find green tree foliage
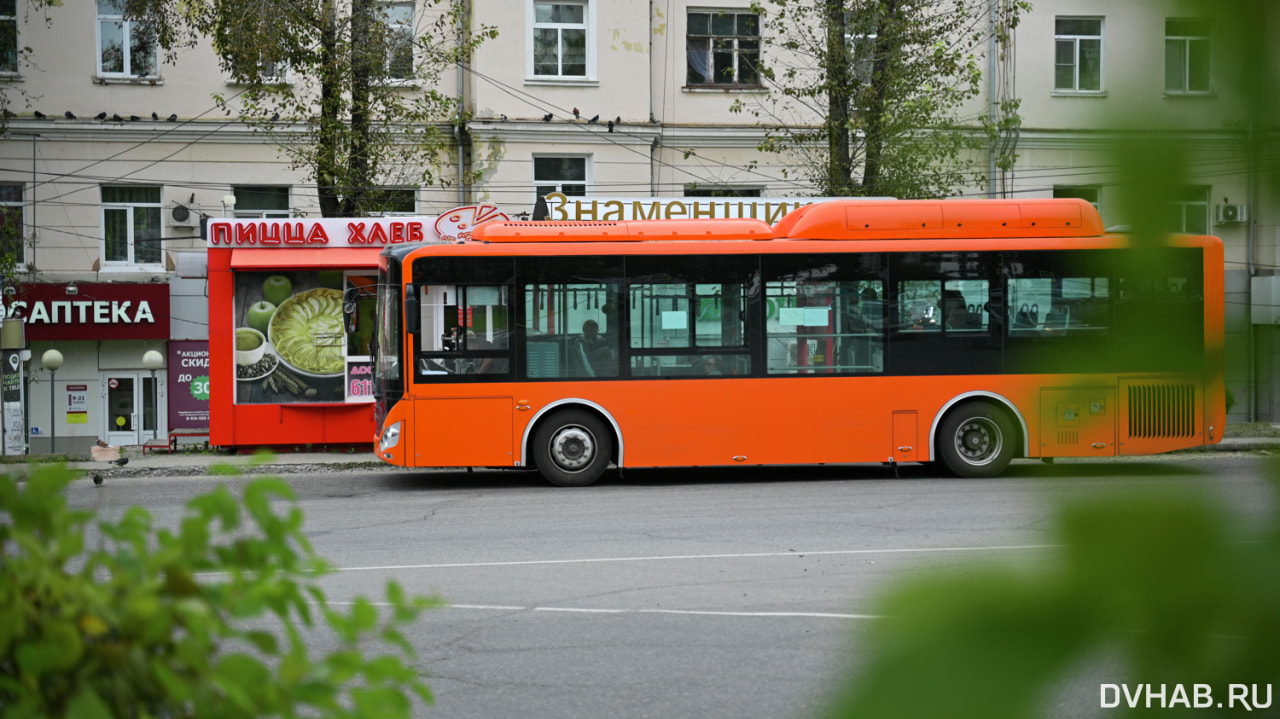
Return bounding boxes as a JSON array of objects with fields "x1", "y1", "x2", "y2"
[
  {"x1": 734, "y1": 0, "x2": 1026, "y2": 198},
  {"x1": 0, "y1": 466, "x2": 436, "y2": 718},
  {"x1": 823, "y1": 477, "x2": 1280, "y2": 718},
  {"x1": 121, "y1": 0, "x2": 495, "y2": 217}
]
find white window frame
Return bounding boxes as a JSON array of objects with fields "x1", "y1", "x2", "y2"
[
  {"x1": 1054, "y1": 16, "x2": 1104, "y2": 94},
  {"x1": 378, "y1": 1, "x2": 416, "y2": 83},
  {"x1": 95, "y1": 0, "x2": 158, "y2": 80},
  {"x1": 1171, "y1": 186, "x2": 1209, "y2": 235},
  {"x1": 0, "y1": 183, "x2": 26, "y2": 266},
  {"x1": 1, "y1": 0, "x2": 19, "y2": 76},
  {"x1": 226, "y1": 56, "x2": 290, "y2": 86},
  {"x1": 232, "y1": 186, "x2": 292, "y2": 219},
  {"x1": 100, "y1": 185, "x2": 164, "y2": 270},
  {"x1": 685, "y1": 8, "x2": 761, "y2": 88},
  {"x1": 533, "y1": 155, "x2": 590, "y2": 203},
  {"x1": 1164, "y1": 18, "x2": 1211, "y2": 95},
  {"x1": 527, "y1": 0, "x2": 596, "y2": 83}
]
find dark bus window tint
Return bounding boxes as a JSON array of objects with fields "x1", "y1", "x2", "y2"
[
  {"x1": 890, "y1": 252, "x2": 1001, "y2": 375},
  {"x1": 764, "y1": 253, "x2": 887, "y2": 375},
  {"x1": 627, "y1": 255, "x2": 757, "y2": 377},
  {"x1": 1005, "y1": 250, "x2": 1114, "y2": 374},
  {"x1": 1115, "y1": 248, "x2": 1204, "y2": 372}
]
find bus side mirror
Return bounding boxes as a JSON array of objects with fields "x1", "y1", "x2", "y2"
[
  {"x1": 405, "y1": 284, "x2": 419, "y2": 335},
  {"x1": 342, "y1": 287, "x2": 359, "y2": 334}
]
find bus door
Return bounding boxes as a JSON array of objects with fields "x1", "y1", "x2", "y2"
[{"x1": 412, "y1": 283, "x2": 515, "y2": 467}]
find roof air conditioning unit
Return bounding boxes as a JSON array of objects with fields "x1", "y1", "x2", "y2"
[
  {"x1": 1215, "y1": 203, "x2": 1248, "y2": 224},
  {"x1": 169, "y1": 203, "x2": 201, "y2": 228}
]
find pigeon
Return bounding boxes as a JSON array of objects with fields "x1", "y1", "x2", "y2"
[
  {"x1": 167, "y1": 113, "x2": 177, "y2": 122},
  {"x1": 108, "y1": 457, "x2": 128, "y2": 467},
  {"x1": 151, "y1": 111, "x2": 159, "y2": 120},
  {"x1": 607, "y1": 120, "x2": 614, "y2": 133},
  {"x1": 33, "y1": 110, "x2": 45, "y2": 119},
  {"x1": 96, "y1": 437, "x2": 109, "y2": 447},
  {"x1": 587, "y1": 114, "x2": 598, "y2": 124},
  {"x1": 111, "y1": 113, "x2": 122, "y2": 122},
  {"x1": 64, "y1": 110, "x2": 76, "y2": 119},
  {"x1": 95, "y1": 111, "x2": 107, "y2": 120},
  {"x1": 93, "y1": 474, "x2": 103, "y2": 486},
  {"x1": 130, "y1": 115, "x2": 140, "y2": 121},
  {"x1": 542, "y1": 113, "x2": 553, "y2": 122},
  {"x1": 572, "y1": 107, "x2": 579, "y2": 118},
  {"x1": 615, "y1": 116, "x2": 621, "y2": 125},
  {"x1": 500, "y1": 113, "x2": 508, "y2": 121},
  {"x1": 270, "y1": 112, "x2": 279, "y2": 121}
]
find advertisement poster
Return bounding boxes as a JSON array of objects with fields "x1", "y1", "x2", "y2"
[
  {"x1": 66, "y1": 384, "x2": 88, "y2": 424},
  {"x1": 234, "y1": 271, "x2": 372, "y2": 405},
  {"x1": 169, "y1": 341, "x2": 210, "y2": 431},
  {"x1": 1, "y1": 350, "x2": 23, "y2": 455}
]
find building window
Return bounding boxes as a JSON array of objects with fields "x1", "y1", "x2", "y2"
[
  {"x1": 365, "y1": 187, "x2": 417, "y2": 216},
  {"x1": 377, "y1": 1, "x2": 414, "y2": 80},
  {"x1": 102, "y1": 185, "x2": 162, "y2": 266},
  {"x1": 0, "y1": 183, "x2": 24, "y2": 265},
  {"x1": 1053, "y1": 185, "x2": 1101, "y2": 217},
  {"x1": 532, "y1": 1, "x2": 588, "y2": 78},
  {"x1": 228, "y1": 53, "x2": 289, "y2": 85},
  {"x1": 1170, "y1": 186, "x2": 1209, "y2": 235},
  {"x1": 534, "y1": 156, "x2": 588, "y2": 202},
  {"x1": 686, "y1": 10, "x2": 759, "y2": 86},
  {"x1": 684, "y1": 186, "x2": 762, "y2": 198},
  {"x1": 1, "y1": 0, "x2": 18, "y2": 75},
  {"x1": 233, "y1": 186, "x2": 291, "y2": 218},
  {"x1": 1054, "y1": 17, "x2": 1102, "y2": 92},
  {"x1": 96, "y1": 0, "x2": 157, "y2": 78},
  {"x1": 1165, "y1": 18, "x2": 1210, "y2": 94}
]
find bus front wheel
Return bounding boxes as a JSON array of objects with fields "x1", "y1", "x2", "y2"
[
  {"x1": 937, "y1": 403, "x2": 1015, "y2": 478},
  {"x1": 532, "y1": 410, "x2": 613, "y2": 487}
]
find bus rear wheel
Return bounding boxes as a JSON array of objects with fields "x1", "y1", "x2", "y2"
[
  {"x1": 532, "y1": 410, "x2": 613, "y2": 487},
  {"x1": 937, "y1": 403, "x2": 1015, "y2": 478}
]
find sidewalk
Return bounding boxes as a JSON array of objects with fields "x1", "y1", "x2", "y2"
[{"x1": 6, "y1": 424, "x2": 1280, "y2": 481}]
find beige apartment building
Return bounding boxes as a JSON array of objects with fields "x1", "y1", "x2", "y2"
[{"x1": 0, "y1": 0, "x2": 1273, "y2": 453}]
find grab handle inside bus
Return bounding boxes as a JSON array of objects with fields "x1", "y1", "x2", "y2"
[{"x1": 405, "y1": 284, "x2": 419, "y2": 335}]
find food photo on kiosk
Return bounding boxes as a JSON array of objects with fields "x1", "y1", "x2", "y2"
[{"x1": 206, "y1": 206, "x2": 508, "y2": 450}]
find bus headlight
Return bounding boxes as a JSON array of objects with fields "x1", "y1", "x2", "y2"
[{"x1": 379, "y1": 421, "x2": 402, "y2": 452}]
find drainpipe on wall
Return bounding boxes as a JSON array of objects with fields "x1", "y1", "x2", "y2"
[
  {"x1": 987, "y1": 1, "x2": 997, "y2": 199},
  {"x1": 1248, "y1": 121, "x2": 1257, "y2": 421}
]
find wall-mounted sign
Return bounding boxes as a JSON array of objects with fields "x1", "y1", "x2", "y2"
[
  {"x1": 169, "y1": 340, "x2": 210, "y2": 431},
  {"x1": 66, "y1": 383, "x2": 88, "y2": 424},
  {"x1": 0, "y1": 283, "x2": 170, "y2": 341},
  {"x1": 207, "y1": 207, "x2": 510, "y2": 249}
]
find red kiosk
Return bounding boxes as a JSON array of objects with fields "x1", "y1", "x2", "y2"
[{"x1": 207, "y1": 208, "x2": 504, "y2": 449}]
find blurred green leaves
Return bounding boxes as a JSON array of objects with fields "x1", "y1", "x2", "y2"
[
  {"x1": 824, "y1": 476, "x2": 1280, "y2": 718},
  {"x1": 0, "y1": 465, "x2": 436, "y2": 718}
]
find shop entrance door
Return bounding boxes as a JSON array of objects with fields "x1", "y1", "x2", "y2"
[{"x1": 103, "y1": 371, "x2": 163, "y2": 447}]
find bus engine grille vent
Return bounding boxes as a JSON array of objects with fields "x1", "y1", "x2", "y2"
[
  {"x1": 1127, "y1": 383, "x2": 1196, "y2": 439},
  {"x1": 1058, "y1": 431, "x2": 1079, "y2": 446}
]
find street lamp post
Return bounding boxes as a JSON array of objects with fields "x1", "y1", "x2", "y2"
[
  {"x1": 41, "y1": 349, "x2": 63, "y2": 455},
  {"x1": 142, "y1": 350, "x2": 164, "y2": 441}
]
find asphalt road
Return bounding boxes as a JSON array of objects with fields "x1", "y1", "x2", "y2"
[{"x1": 64, "y1": 453, "x2": 1279, "y2": 719}]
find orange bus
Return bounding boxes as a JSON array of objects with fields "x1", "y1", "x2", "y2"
[{"x1": 369, "y1": 199, "x2": 1224, "y2": 486}]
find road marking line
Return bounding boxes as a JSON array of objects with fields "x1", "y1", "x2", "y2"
[
  {"x1": 326, "y1": 601, "x2": 880, "y2": 620},
  {"x1": 331, "y1": 543, "x2": 1059, "y2": 573}
]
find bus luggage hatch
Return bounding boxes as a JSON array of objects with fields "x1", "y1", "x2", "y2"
[
  {"x1": 414, "y1": 397, "x2": 513, "y2": 467},
  {"x1": 1039, "y1": 387, "x2": 1116, "y2": 458}
]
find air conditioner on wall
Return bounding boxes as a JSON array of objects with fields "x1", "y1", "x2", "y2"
[
  {"x1": 169, "y1": 203, "x2": 201, "y2": 228},
  {"x1": 1215, "y1": 203, "x2": 1249, "y2": 224}
]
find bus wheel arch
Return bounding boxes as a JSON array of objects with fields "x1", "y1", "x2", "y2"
[
  {"x1": 932, "y1": 396, "x2": 1023, "y2": 478},
  {"x1": 526, "y1": 403, "x2": 620, "y2": 487}
]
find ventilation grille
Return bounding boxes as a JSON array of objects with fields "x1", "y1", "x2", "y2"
[
  {"x1": 1058, "y1": 431, "x2": 1079, "y2": 446},
  {"x1": 1127, "y1": 384, "x2": 1196, "y2": 439}
]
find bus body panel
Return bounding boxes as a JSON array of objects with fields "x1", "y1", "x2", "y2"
[{"x1": 373, "y1": 200, "x2": 1225, "y2": 479}]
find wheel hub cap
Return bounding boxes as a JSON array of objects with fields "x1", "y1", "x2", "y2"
[{"x1": 551, "y1": 427, "x2": 594, "y2": 471}]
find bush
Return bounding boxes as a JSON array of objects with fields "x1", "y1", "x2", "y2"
[{"x1": 0, "y1": 465, "x2": 435, "y2": 718}]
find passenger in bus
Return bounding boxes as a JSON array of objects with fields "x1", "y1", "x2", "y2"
[
  {"x1": 699, "y1": 356, "x2": 723, "y2": 375},
  {"x1": 575, "y1": 319, "x2": 616, "y2": 375}
]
